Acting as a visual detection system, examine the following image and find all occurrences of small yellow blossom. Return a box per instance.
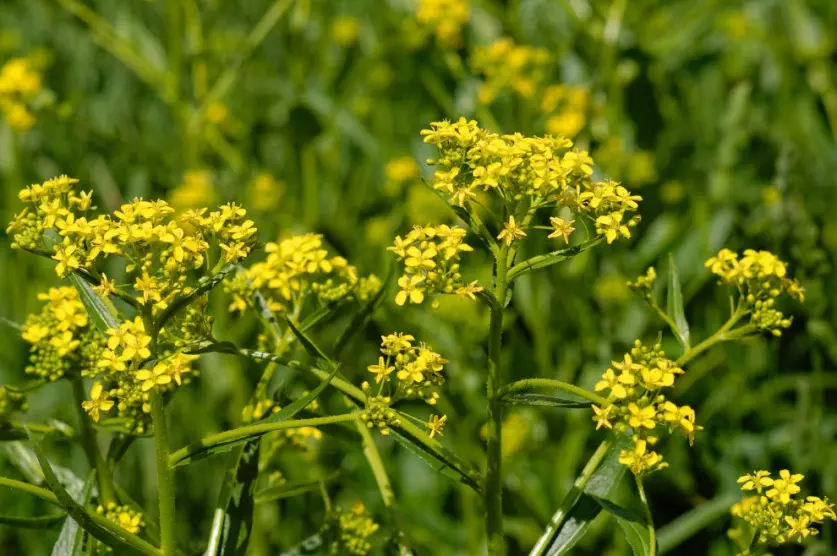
[497,216,527,246]
[81,382,114,422]
[426,414,447,438]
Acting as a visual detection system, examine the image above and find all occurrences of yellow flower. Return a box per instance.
[766,469,804,504]
[367,356,394,384]
[591,404,613,429]
[627,403,656,430]
[136,363,173,392]
[547,217,575,243]
[426,414,447,438]
[737,470,774,493]
[497,216,527,246]
[395,275,425,306]
[81,382,114,422]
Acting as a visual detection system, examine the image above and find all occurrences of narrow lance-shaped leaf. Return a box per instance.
[69,273,118,333]
[0,512,67,529]
[389,425,482,494]
[27,430,160,556]
[531,434,631,555]
[593,496,653,556]
[332,265,393,359]
[51,472,95,556]
[499,392,592,409]
[508,237,603,282]
[666,254,690,348]
[255,473,339,504]
[285,317,333,367]
[155,262,239,330]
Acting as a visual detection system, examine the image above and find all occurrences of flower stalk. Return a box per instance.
[485,240,509,555]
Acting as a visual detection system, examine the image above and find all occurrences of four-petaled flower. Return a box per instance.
[81,382,114,422]
[426,414,447,438]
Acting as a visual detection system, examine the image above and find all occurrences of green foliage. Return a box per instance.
[0,0,836,555]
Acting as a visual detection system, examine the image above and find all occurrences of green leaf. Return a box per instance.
[449,204,501,259]
[533,434,631,555]
[27,432,159,555]
[278,531,326,556]
[255,473,338,504]
[69,273,118,333]
[170,366,340,467]
[389,427,482,494]
[593,496,652,556]
[51,472,95,556]
[507,237,603,282]
[155,262,239,330]
[285,317,332,366]
[218,441,260,556]
[499,392,592,409]
[666,254,690,348]
[332,267,393,359]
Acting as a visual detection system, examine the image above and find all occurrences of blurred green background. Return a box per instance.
[1,0,836,554]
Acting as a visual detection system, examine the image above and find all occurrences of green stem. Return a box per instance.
[530,439,612,556]
[676,306,747,366]
[168,413,361,467]
[635,475,656,556]
[150,391,176,555]
[0,476,60,505]
[71,378,116,505]
[486,241,510,555]
[498,378,609,406]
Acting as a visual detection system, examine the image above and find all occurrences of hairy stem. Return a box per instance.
[150,391,176,555]
[168,413,361,467]
[71,377,116,505]
[486,241,510,555]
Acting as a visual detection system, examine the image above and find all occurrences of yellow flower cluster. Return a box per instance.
[0,57,42,131]
[20,287,99,382]
[388,224,482,306]
[420,118,641,244]
[96,502,144,536]
[416,0,470,48]
[328,502,380,556]
[361,333,448,434]
[541,85,590,138]
[626,266,656,301]
[705,249,804,335]
[590,341,700,475]
[729,470,835,553]
[226,233,380,315]
[0,386,27,421]
[471,38,550,104]
[81,317,199,429]
[8,175,258,316]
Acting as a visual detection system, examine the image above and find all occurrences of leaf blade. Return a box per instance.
[69,273,118,333]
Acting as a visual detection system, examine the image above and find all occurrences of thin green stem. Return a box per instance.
[168,413,361,467]
[486,241,509,555]
[71,377,116,505]
[498,378,609,406]
[0,476,60,505]
[676,306,747,366]
[635,475,656,556]
[150,391,176,555]
[530,439,612,556]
